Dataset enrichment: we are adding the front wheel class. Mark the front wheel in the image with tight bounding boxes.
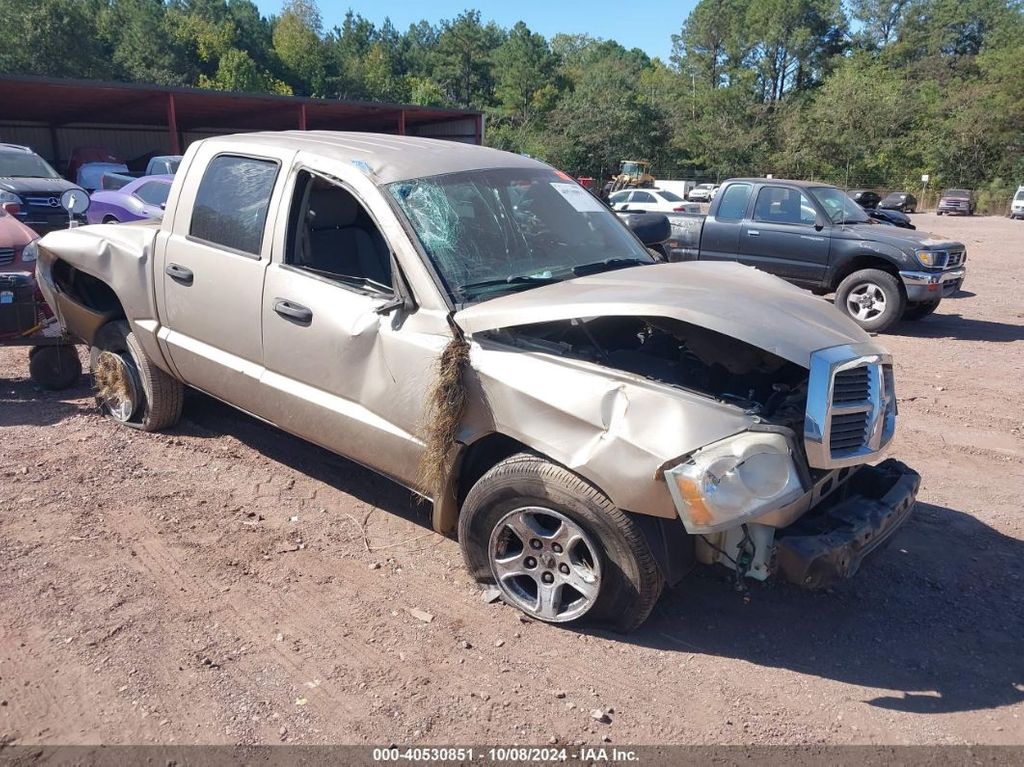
[90,320,183,431]
[902,299,941,321]
[835,269,905,333]
[459,453,664,632]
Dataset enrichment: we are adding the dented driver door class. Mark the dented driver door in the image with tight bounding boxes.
[258,167,442,491]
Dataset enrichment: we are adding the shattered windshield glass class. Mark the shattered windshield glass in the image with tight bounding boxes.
[386,168,654,303]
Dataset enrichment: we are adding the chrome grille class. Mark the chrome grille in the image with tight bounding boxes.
[832,366,870,403]
[830,411,869,452]
[0,247,14,266]
[804,345,897,469]
[23,195,62,208]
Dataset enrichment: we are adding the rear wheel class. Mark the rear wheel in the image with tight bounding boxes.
[835,268,905,333]
[459,453,664,632]
[902,299,941,321]
[90,320,183,431]
[103,216,119,224]
[28,345,82,390]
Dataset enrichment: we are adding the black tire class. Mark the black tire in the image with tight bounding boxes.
[103,216,119,224]
[936,210,943,216]
[459,452,664,632]
[834,268,905,333]
[28,344,82,390]
[90,320,183,431]
[902,299,941,321]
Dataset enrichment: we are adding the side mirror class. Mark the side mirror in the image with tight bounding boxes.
[374,293,412,316]
[814,213,827,231]
[622,212,671,246]
[375,253,417,316]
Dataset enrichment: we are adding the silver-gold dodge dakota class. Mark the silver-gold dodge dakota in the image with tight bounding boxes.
[31,133,919,630]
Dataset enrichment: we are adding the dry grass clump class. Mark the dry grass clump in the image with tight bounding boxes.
[93,351,131,406]
[419,336,471,503]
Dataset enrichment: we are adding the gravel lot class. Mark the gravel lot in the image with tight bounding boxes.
[1,213,1022,747]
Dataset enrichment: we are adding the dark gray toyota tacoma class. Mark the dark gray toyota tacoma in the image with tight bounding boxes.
[662,178,967,332]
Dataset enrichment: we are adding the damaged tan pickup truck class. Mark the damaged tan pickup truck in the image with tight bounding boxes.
[33,133,920,631]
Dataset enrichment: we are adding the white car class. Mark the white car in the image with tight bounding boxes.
[687,183,716,202]
[608,188,700,214]
[1011,185,1024,219]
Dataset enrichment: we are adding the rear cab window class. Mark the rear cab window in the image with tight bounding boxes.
[189,154,279,256]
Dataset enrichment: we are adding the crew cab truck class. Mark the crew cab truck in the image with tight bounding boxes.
[664,178,967,333]
[32,134,920,631]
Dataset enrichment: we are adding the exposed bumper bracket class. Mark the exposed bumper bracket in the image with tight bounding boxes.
[775,459,920,588]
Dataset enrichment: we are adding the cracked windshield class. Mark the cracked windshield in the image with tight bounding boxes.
[387,168,654,303]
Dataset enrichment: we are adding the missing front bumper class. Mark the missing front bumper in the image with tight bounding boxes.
[774,459,920,588]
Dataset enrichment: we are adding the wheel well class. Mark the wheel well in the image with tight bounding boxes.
[455,433,528,509]
[830,256,905,296]
[449,432,696,587]
[51,258,126,319]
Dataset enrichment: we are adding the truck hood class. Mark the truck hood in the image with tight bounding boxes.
[0,177,82,194]
[454,261,869,368]
[834,223,962,251]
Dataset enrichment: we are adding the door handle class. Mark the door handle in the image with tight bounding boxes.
[165,263,194,285]
[747,230,760,236]
[273,299,313,325]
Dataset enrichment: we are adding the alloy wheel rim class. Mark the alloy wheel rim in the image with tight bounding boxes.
[488,506,602,623]
[94,351,140,423]
[847,282,887,321]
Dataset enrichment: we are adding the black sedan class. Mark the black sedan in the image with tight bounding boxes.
[867,207,915,229]
[878,192,917,213]
[849,189,880,208]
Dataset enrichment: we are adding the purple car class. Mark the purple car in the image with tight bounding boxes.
[87,175,174,225]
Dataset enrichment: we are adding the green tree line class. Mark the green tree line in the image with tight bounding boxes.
[1,0,1021,205]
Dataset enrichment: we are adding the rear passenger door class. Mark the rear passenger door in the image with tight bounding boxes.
[738,185,829,285]
[155,145,291,418]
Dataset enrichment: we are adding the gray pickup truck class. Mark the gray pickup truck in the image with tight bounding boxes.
[661,178,967,332]
[31,134,920,630]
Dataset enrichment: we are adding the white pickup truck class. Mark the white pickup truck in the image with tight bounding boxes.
[32,132,920,630]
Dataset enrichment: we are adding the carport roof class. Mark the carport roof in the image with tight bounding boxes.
[0,75,480,134]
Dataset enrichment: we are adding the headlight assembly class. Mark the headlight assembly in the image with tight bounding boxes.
[664,432,806,534]
[914,249,946,268]
[21,239,38,263]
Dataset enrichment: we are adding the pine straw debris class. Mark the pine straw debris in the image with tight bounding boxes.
[419,334,471,503]
[92,351,131,406]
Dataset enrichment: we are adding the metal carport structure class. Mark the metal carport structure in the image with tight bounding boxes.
[0,75,483,169]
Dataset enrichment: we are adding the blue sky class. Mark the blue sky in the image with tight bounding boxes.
[253,1,700,61]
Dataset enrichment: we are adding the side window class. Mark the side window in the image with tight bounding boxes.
[134,181,170,207]
[190,155,278,255]
[753,186,815,225]
[609,191,629,204]
[632,191,656,203]
[716,183,752,221]
[287,171,393,293]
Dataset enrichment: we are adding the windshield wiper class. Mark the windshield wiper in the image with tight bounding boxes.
[458,273,562,297]
[572,257,649,277]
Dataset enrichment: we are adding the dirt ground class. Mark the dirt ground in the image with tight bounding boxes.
[1,213,1022,748]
